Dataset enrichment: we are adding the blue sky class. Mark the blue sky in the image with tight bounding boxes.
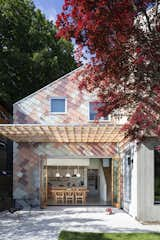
[33,0,64,22]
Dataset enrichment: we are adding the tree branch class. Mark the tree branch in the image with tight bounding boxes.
[141,8,152,32]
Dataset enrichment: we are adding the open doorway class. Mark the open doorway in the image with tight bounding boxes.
[40,157,121,207]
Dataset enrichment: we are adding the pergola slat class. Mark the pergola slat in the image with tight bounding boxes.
[0,124,125,143]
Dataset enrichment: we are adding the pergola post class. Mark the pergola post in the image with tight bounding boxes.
[111,157,122,208]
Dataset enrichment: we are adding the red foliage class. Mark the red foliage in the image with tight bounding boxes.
[56,0,160,140]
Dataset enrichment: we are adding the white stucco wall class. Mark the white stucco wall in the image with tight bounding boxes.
[123,139,160,222]
[137,141,160,222]
[122,142,138,218]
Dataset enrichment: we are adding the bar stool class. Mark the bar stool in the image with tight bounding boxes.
[55,191,65,204]
[75,191,86,204]
[65,190,74,204]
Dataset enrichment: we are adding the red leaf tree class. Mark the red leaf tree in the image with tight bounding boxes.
[56,0,160,140]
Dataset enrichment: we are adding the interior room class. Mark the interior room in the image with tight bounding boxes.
[46,158,111,206]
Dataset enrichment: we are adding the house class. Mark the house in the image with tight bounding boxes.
[0,67,159,222]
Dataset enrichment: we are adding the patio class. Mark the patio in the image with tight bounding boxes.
[0,207,160,240]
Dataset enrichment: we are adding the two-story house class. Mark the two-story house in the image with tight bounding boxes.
[0,67,159,222]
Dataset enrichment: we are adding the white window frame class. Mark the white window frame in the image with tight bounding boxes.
[88,101,111,122]
[50,97,67,114]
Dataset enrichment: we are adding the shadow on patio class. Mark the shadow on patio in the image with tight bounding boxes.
[0,207,160,240]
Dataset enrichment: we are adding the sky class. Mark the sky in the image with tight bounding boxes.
[33,0,64,22]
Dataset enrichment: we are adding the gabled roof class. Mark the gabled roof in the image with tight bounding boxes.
[14,66,83,105]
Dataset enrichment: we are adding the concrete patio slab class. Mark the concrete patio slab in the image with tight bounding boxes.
[0,207,160,240]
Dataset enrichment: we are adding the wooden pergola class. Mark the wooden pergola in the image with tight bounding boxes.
[0,124,125,143]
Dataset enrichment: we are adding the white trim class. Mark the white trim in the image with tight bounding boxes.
[50,97,67,114]
[13,66,83,105]
[88,101,111,122]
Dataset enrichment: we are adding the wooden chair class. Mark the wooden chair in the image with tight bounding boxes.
[65,190,74,204]
[55,191,65,204]
[75,191,86,204]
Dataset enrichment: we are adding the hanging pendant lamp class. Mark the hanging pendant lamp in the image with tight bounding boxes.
[65,167,71,178]
[76,166,81,178]
[55,166,60,177]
